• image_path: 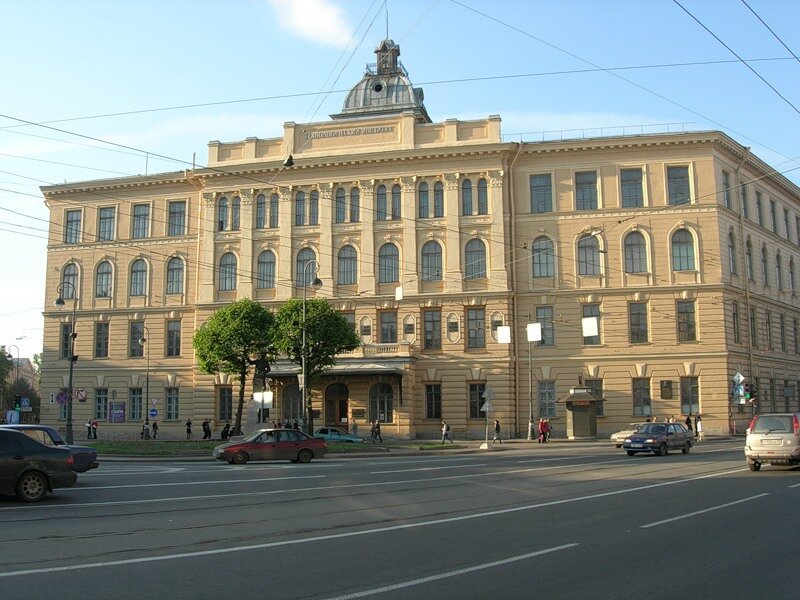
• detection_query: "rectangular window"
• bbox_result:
[620,168,644,208]
[379,312,397,344]
[132,204,150,239]
[167,320,181,357]
[676,300,697,342]
[667,166,691,205]
[538,380,556,418]
[94,322,110,358]
[98,207,116,241]
[218,387,233,421]
[61,323,72,359]
[342,311,357,335]
[529,174,553,213]
[468,383,487,418]
[784,209,791,242]
[582,304,601,345]
[780,315,787,351]
[769,199,777,232]
[130,321,144,357]
[732,302,741,344]
[680,376,699,414]
[750,307,758,348]
[629,302,649,343]
[168,201,186,236]
[722,171,731,209]
[741,184,749,219]
[756,192,764,227]
[467,308,485,349]
[94,388,108,420]
[794,319,799,354]
[585,378,604,416]
[130,387,142,421]
[423,309,441,350]
[632,378,652,416]
[65,210,82,243]
[535,306,555,346]
[165,387,179,420]
[575,171,598,210]
[425,384,442,419]
[766,310,773,349]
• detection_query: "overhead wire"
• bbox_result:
[741,0,800,65]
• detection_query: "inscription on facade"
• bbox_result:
[303,126,395,139]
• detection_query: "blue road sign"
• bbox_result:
[148,408,158,418]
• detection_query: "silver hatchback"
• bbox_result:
[744,412,800,471]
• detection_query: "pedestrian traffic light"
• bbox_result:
[744,384,757,401]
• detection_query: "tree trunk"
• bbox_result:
[234,368,246,436]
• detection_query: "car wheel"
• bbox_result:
[16,471,48,502]
[232,451,249,465]
[297,449,313,463]
[657,443,668,456]
[626,451,635,456]
[749,461,761,472]
[615,444,622,448]
[682,442,691,454]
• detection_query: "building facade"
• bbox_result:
[40,41,800,439]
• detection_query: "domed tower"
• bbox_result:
[331,39,431,123]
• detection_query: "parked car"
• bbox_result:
[610,422,647,448]
[212,428,327,464]
[0,424,99,473]
[313,427,365,444]
[0,429,77,502]
[744,412,800,471]
[622,422,693,456]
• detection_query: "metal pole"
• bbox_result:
[55,281,77,445]
[141,326,150,440]
[527,339,533,440]
[302,270,308,434]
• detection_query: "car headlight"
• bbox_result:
[645,438,656,443]
[624,438,632,443]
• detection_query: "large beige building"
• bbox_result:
[40,40,800,439]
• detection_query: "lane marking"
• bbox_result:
[71,474,327,491]
[371,463,488,474]
[640,493,769,528]
[0,469,743,577]
[323,544,580,600]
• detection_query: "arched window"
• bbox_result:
[418,182,429,219]
[577,235,600,276]
[219,253,237,291]
[761,246,769,286]
[309,191,319,225]
[434,181,444,217]
[624,231,647,273]
[391,184,401,220]
[477,178,488,214]
[295,191,306,226]
[746,240,754,281]
[350,187,360,222]
[727,232,737,274]
[369,382,394,423]
[421,241,443,281]
[532,236,554,277]
[465,239,487,279]
[217,197,228,231]
[95,261,112,298]
[62,263,78,299]
[776,253,783,290]
[129,259,147,296]
[231,196,240,231]
[337,246,357,285]
[256,251,276,289]
[166,257,184,294]
[461,179,473,215]
[256,194,266,229]
[671,229,695,271]
[335,187,346,223]
[296,248,317,287]
[378,243,399,283]
[269,193,279,228]
[376,185,387,221]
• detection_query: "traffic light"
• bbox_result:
[744,383,757,402]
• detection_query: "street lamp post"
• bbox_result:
[55,281,78,444]
[526,322,542,441]
[301,258,322,435]
[139,326,151,440]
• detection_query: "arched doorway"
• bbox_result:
[325,383,349,427]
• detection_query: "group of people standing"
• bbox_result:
[370,420,383,443]
[645,414,704,440]
[84,418,99,439]
[537,418,551,443]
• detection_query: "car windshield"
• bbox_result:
[242,430,270,443]
[641,424,666,435]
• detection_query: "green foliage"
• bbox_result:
[0,347,12,409]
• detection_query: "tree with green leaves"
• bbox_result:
[0,346,13,411]
[274,298,359,434]
[193,299,276,435]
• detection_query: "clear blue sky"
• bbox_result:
[2,0,799,360]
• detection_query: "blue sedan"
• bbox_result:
[313,427,365,444]
[622,422,693,456]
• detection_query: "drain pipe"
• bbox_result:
[507,141,524,437]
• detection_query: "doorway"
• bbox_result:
[324,383,349,427]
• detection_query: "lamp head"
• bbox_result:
[283,155,294,167]
[139,336,147,346]
[311,276,323,288]
[54,296,66,308]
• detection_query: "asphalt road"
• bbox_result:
[1,440,798,599]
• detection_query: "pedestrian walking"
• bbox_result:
[185,418,193,440]
[537,418,546,443]
[685,414,693,434]
[220,421,230,440]
[202,419,212,440]
[441,419,453,444]
[85,420,92,440]
[293,419,299,430]
[350,421,359,436]
[492,419,502,444]
[140,421,149,439]
[695,415,704,441]
[91,418,99,439]
[151,420,159,439]
[544,419,551,442]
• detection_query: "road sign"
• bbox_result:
[151,398,159,406]
[733,372,745,385]
[56,391,68,405]
[75,388,87,401]
[733,384,745,398]
[148,408,158,418]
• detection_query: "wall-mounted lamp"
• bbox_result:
[283,155,294,167]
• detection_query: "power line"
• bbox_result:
[741,0,800,65]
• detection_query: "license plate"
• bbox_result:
[762,439,782,446]
[631,443,643,448]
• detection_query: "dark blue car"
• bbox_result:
[622,422,693,456]
[0,424,99,472]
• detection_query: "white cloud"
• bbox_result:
[267,0,353,48]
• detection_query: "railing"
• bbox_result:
[501,122,696,144]
[338,342,414,358]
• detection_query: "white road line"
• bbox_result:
[0,469,743,577]
[790,482,800,489]
[371,463,488,474]
[68,474,327,491]
[639,493,769,528]
[323,544,580,600]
